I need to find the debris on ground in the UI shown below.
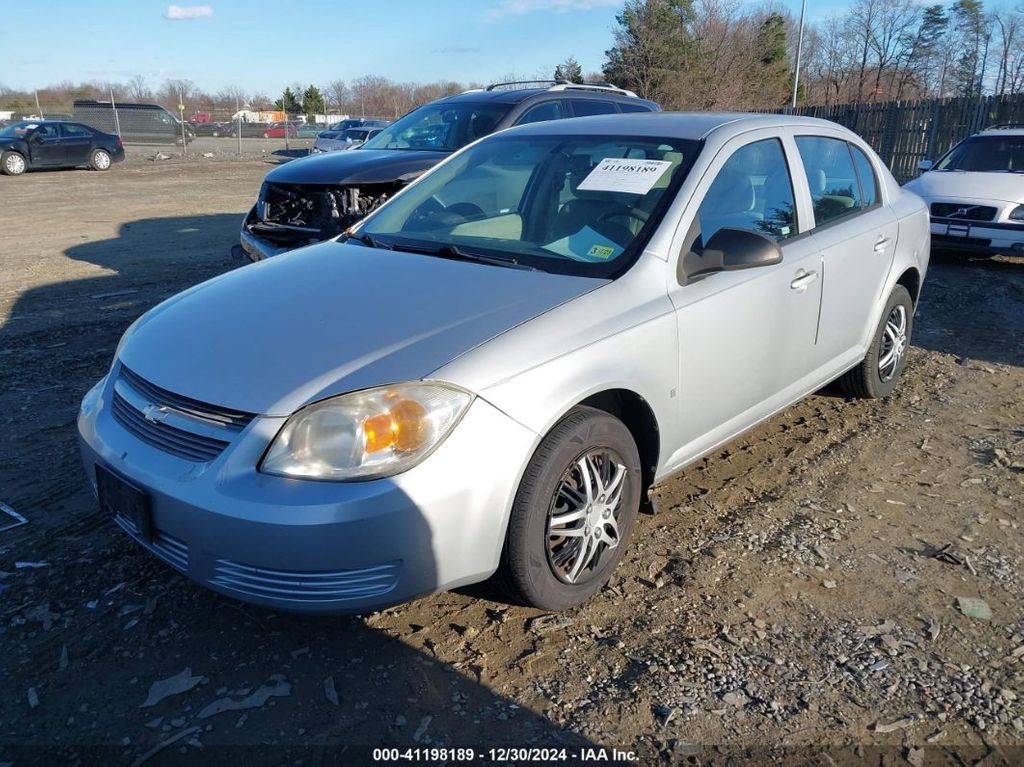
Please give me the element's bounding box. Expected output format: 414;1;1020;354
196;676;291;719
955;596;993;620
0;502;27;532
140;668;206;708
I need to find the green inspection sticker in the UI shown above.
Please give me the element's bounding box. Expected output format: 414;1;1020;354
587;244;616;259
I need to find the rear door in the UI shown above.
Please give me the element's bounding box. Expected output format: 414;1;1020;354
60;122;95;165
666;133;824;460
792;135;898;367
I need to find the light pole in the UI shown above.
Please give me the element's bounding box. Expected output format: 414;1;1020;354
791;0;807;109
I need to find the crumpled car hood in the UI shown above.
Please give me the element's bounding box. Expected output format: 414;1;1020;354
264;149;448;185
118;241;602;416
905;171;1024;205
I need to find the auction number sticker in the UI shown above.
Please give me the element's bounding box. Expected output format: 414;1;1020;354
577;158;672;195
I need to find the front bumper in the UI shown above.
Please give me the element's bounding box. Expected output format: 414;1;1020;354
77;369;537;614
239;215;290;262
929;217;1024;256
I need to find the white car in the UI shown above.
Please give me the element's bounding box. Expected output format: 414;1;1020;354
904;125;1024;257
312;126;386;154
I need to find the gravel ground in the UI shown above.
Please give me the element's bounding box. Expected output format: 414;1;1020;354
0;158;1022;766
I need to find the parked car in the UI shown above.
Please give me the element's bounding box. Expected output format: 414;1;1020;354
904;124;1024;257
240;81;660;261
227;121;270;138
311;126;386;154
79;113;929;614
189;121;231;137
1;120;125;176
74;100;193;145
262;122;298;139
296;123;322;138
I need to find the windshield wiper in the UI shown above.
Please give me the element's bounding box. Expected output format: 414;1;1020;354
390;242;539;271
345;231;392;249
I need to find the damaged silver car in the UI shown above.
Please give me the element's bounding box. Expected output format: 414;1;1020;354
239;81;659;260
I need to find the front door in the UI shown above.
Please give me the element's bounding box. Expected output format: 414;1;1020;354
666;135;824;465
28;123;65;167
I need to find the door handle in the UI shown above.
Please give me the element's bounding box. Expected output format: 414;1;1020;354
874;236;891;253
790;270;818;291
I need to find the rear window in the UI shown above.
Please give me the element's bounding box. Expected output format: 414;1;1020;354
618;102;655;113
569;100;618;117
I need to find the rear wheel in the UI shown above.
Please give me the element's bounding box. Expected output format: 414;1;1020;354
497;406;641;610
89;149;112;171
838;285;914;398
1;151;27;176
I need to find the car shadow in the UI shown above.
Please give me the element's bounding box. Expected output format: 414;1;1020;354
0;214;596;763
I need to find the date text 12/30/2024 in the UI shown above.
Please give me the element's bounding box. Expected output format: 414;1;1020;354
373;747;639;762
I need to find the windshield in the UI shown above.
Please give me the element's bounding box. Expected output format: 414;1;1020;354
357;133;699;277
0;121;39;138
361;101;510;152
935;135;1024;172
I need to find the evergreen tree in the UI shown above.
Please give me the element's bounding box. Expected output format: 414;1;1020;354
554;57;584;83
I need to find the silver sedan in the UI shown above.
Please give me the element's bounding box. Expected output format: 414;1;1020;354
78;113;929;613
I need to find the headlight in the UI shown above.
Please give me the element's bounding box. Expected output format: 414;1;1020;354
1009;205;1024;221
260;382;473;480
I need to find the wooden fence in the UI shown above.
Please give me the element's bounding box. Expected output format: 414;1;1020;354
773;93;1024;182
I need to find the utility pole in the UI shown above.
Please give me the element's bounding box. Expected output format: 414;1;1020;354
790;0;807;109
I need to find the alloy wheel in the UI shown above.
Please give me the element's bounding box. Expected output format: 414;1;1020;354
878;304;908;382
94;151;111;170
546;449;627;584
6;154;25;174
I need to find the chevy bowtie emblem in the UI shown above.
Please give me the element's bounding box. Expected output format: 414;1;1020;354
143;404;170;424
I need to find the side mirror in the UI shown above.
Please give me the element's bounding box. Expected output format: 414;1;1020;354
917;159;933;172
679;227;783;283
30;132;44;143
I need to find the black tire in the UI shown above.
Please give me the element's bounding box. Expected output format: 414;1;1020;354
89;149;112;171
838;285;914;398
497;406;642;610
1;150;27;176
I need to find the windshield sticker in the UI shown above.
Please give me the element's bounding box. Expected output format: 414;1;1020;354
577;158;673;195
25;124;38;130
543;226;624;262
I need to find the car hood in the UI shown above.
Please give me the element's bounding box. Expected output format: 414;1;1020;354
118;241;602;416
904;171;1024;205
264;148;449;185
0;136;25;149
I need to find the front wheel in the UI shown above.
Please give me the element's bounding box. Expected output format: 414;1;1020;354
1;151;27;176
838;284;914;398
497;406;641;610
89;149;112;171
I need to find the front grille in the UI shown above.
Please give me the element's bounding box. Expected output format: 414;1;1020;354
120;366;253;432
115;514;189;572
210;559;400;605
931;203;997;221
111;366;254;462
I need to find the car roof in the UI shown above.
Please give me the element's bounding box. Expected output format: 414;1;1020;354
498;112;855;141
439;86;651;106
977;127;1024;136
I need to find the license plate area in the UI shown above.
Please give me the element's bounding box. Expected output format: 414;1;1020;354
96;465;152;543
946;223;971;238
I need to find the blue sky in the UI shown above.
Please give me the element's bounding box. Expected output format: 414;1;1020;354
1;1;837;95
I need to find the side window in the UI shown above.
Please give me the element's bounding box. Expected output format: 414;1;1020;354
515;101;563;125
618;102;654;113
568;99;617;117
794;136;864;227
35;124;60;140
696;138;797;246
850;144;879;207
60;123;92;138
